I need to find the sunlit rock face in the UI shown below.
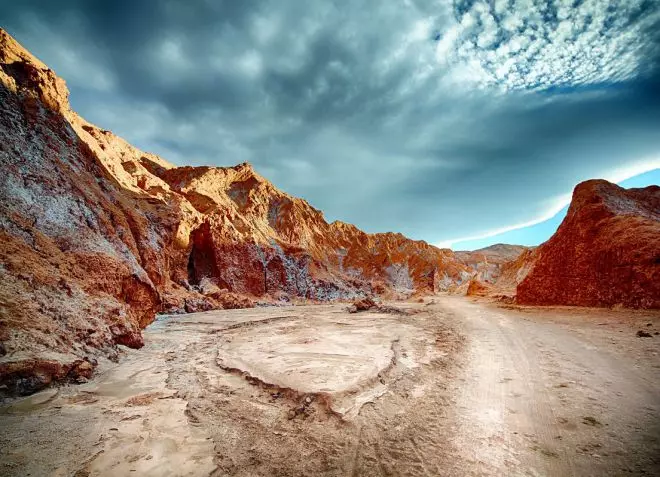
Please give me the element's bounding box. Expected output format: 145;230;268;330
155;162;470;300
516;180;660;309
0;29;473;394
455;181;660;309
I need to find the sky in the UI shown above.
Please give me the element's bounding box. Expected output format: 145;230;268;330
452;167;660;249
2;0;660;250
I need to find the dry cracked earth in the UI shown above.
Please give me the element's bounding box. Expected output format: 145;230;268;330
1;296;659;477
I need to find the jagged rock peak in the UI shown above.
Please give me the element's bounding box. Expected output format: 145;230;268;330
569;179;660;220
0;28;70;112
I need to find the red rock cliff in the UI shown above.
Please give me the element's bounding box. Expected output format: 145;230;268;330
516;180;660;308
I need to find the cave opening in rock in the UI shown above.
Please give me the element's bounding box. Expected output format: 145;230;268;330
187;223;220;286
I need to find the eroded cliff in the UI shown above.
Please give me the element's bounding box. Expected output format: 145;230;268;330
516;180;660;308
0;29;471;394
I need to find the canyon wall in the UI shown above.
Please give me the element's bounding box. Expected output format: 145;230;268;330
515;180;660;308
0;29;471;394
466;180;660;308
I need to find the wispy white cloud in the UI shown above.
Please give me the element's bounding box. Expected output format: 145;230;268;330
434;192;572;249
434;0;660;91
437;158;660;249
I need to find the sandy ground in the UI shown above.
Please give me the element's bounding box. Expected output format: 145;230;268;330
444;298;660;476
1;296;659;476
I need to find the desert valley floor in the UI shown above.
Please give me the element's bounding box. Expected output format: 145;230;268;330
1;296;659;477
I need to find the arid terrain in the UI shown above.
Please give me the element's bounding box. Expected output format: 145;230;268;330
2;296;658;477
1;23;660;477
2;28;659;398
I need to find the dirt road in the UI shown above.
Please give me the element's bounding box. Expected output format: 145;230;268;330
442;297;660;476
1;297;659;476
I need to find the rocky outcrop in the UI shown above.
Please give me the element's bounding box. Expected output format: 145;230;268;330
455;244;529;284
465;279;492;297
152;163;467;299
348;296;378;313
0;30;178;394
452;243;529;298
516;180;660;308
0;29;472;395
482;247;539;300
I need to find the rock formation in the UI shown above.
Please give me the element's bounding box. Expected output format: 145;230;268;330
516;180;660;308
455;244;529;284
465;278;492;297
492;248;538;299
0;29;471;394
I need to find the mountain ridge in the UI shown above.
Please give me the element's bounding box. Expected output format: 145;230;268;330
0;28;484;394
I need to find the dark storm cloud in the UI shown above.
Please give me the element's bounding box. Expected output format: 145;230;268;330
2;0;660;246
